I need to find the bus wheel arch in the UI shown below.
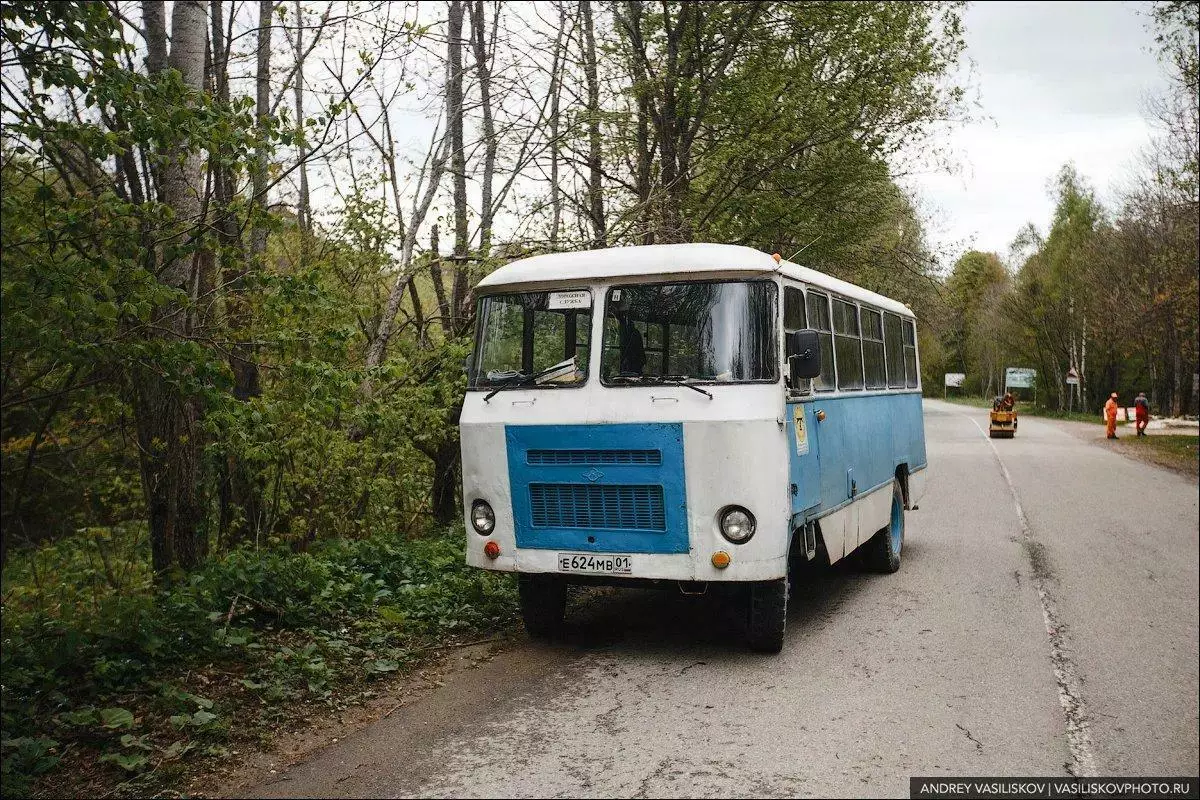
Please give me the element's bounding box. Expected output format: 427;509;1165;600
863;478;905;574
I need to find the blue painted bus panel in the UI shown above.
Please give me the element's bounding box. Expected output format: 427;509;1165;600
788;392;926;523
786;403;821;515
505;423;690;554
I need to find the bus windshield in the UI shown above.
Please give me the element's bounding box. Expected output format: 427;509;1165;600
471;291;592;388
601;280;777;384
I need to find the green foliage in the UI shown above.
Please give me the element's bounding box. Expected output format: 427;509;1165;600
617;1;968;270
946;155;1197;414
1;525;516;795
940;250;1012;396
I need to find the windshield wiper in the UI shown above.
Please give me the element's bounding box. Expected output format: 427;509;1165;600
658;376;714;399
483;357;578;402
482;371;532;402
612;374;713;398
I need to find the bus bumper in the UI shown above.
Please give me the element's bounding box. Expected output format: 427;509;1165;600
465;544;788;582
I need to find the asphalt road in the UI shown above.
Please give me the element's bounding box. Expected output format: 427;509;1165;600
241;399;1199;799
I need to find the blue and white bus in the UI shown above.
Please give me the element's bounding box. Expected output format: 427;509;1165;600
460;244;927;652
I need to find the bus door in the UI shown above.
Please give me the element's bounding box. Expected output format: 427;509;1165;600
784;285;821;522
787;400;821;516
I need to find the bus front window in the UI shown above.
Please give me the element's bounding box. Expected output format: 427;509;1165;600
471;291;591;388
601;280;777;384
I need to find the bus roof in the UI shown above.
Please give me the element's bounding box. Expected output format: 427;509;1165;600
475;243;915;318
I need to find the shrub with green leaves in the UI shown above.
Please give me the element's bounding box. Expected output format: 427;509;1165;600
0;525;516;796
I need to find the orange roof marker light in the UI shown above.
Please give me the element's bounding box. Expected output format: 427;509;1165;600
771;252;781;264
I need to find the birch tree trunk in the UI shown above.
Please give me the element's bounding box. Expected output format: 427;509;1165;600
294;0;310;237
448;0;470;334
429;224;451;333
469;1;496;258
580;0;606;248
548;3;565;247
136;0;210;577
362;120;450;374
250;0;273;258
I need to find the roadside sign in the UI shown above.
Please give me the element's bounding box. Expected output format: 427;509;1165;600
944;372;965;388
1005;367;1036;390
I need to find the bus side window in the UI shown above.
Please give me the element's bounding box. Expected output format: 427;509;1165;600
806;291;835;392
784;286;809;393
862;307;886;389
903;318;919;388
833;298;863;391
884;312;906;388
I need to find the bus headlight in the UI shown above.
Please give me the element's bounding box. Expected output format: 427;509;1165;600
719;506;756;543
471;500;495;535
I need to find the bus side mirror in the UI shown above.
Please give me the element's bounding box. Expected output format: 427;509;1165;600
786;330;821;382
463;351;474;375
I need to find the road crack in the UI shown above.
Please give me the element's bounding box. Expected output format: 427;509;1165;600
631;757;671;799
955;723;984;752
967;414;1099;778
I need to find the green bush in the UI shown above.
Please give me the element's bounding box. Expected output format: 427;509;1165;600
0;526;516;796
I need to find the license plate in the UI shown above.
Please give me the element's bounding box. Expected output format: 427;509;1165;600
557;552;633;575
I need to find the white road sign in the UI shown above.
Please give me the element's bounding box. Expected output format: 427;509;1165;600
1005;367;1037;389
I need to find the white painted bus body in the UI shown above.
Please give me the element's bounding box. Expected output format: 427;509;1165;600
461;244;927;583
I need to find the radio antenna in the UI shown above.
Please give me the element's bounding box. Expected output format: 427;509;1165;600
787;236;821;262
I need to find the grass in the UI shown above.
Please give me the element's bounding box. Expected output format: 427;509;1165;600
1110;434;1200;478
0;525;518;799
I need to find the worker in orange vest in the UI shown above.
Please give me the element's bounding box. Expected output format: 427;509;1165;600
1104;392;1119;439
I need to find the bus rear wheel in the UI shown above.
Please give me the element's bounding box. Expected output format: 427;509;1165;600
518;573;567;639
864;479;905;574
746;578;788;653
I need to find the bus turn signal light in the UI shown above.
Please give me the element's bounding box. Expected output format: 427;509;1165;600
711;551;731;569
483;541;500;559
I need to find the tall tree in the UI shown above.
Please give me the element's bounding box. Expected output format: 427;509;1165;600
294;0;311;236
580;0;607;247
447;0;469;334
135;0;212;575
468;1;497;257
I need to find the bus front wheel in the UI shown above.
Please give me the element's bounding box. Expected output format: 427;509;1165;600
746;578;788;653
864;479;905;573
518;573;567;639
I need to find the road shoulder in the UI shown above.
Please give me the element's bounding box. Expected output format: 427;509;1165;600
200;636;526;798
1038;416;1199;483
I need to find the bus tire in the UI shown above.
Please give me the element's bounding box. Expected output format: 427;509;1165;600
746;578;788;653
865;479;905;574
517;573;567;639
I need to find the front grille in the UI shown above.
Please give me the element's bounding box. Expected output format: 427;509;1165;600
527;449;662;466
529;483;665;530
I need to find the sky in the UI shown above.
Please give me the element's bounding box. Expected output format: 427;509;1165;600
903;0;1174;269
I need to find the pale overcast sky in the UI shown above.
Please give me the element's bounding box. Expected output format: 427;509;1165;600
904;0;1173;269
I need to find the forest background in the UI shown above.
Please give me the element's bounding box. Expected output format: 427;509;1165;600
1;1;1195;795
